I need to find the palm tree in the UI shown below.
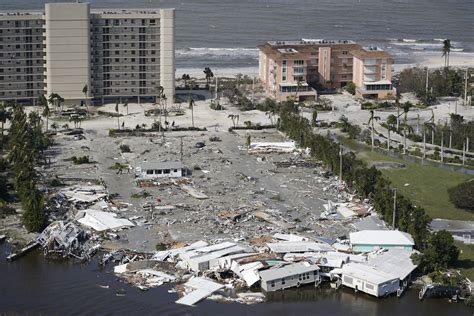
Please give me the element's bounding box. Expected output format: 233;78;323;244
368;110;380;150
42;104;50;132
401;103;412;154
203;67;214;87
395;94;400;130
123;100;129;115
228;114;239;128
0;102;11;136
311;109;318;127
115;102;120;129
82;84;88;110
48;93;57;110
295;77;304;101
181;73;190;88
442;39;452;68
37;94;47;109
189;96;195;128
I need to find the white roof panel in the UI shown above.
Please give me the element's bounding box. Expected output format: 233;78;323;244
339;263;398;285
349;230;414;246
267;241;333;253
368;249;417;280
259;262;319;282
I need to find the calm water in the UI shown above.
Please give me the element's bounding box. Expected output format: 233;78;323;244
0;244;472;315
3;0;474;72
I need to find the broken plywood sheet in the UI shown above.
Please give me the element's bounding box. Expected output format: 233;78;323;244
254;211;295;230
181;185;208;199
267;241;334;253
176;277;224;306
273;233;308;242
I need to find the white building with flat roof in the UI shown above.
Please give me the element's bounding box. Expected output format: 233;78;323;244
0;2;175;105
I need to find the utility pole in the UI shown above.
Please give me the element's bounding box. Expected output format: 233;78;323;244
449;129;452;149
387;129;390;151
425;67;429;98
392;188;397;230
455;95;458;115
179;136;184;161
462;141;466;166
441;130;444;162
252;75;255;104
423;129;426;159
339;146;343;182
215;76;218;100
467;137;470;153
465;68;469;106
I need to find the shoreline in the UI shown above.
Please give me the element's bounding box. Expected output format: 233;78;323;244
176;51;474;78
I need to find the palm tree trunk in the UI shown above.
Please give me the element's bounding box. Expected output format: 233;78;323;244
387;129;390;151
423;129;426;158
45;116;48;132
191;105;194;128
371;120;374;150
403;126;407;155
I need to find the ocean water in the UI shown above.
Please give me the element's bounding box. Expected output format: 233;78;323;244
4;0;474;74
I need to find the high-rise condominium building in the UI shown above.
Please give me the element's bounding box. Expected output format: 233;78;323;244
258;39;395;101
0;2;175;105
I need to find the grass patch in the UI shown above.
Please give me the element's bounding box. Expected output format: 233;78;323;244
453;241;474;281
131;191;151;199
339;136;474;221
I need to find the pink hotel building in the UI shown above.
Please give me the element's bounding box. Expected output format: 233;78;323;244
258;39;396;101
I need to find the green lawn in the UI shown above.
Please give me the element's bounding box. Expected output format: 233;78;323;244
454;241;474;281
339;137;474;221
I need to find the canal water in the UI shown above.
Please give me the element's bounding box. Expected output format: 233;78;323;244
0;244;471;315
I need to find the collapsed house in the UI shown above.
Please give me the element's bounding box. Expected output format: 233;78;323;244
60;185;108;204
178;241;254;272
75;210;135;232
109;230;419;306
37;221;96;260
248;141;296;154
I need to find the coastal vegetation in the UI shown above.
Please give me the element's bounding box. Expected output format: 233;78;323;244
448;180;474;211
397;67;469;105
7;104;50;232
276;99;460;274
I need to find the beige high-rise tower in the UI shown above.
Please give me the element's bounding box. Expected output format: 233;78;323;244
0;2;175;105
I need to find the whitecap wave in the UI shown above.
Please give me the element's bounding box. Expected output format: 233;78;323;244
176;47;259;58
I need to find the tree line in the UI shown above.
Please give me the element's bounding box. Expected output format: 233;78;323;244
6;105;50;232
277;100;459;273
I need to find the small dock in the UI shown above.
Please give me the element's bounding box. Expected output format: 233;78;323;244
6;241;40;261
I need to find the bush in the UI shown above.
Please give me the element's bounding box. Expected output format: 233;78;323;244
345;81;356;95
120;144;131;153
412;230;460;273
69;155;92;164
0;204;16;218
448;180;474;210
131;191;151;199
